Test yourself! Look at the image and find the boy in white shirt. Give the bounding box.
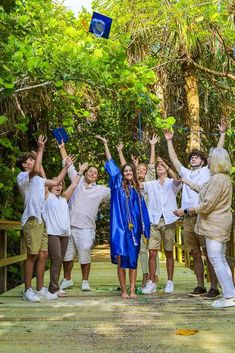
[164,121,226,299]
[16,135,73,302]
[140,158,182,294]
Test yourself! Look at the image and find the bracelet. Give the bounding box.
[77,173,83,177]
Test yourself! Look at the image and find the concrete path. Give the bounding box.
[0,246,234,353]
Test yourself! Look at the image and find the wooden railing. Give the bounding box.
[0,220,26,294]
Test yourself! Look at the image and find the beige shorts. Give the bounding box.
[148,219,176,251]
[23,217,48,255]
[183,215,206,251]
[63,228,95,264]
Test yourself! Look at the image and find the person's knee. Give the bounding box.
[149,250,157,260]
[191,248,201,261]
[27,254,38,263]
[165,250,173,259]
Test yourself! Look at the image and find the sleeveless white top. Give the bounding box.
[45,192,71,236]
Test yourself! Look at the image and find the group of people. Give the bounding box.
[16,121,234,309]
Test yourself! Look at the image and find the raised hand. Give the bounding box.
[78,162,89,175]
[64,154,76,168]
[218,119,226,133]
[164,129,174,141]
[37,135,47,150]
[116,142,124,152]
[131,154,139,167]
[58,140,65,149]
[96,135,107,144]
[149,134,160,145]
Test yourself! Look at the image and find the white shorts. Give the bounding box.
[63,228,95,264]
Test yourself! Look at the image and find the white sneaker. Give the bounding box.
[211,297,235,309]
[141,280,156,294]
[164,280,174,294]
[35,287,58,300]
[60,279,73,290]
[81,280,91,291]
[23,288,40,303]
[54,289,67,298]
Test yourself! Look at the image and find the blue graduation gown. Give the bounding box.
[105,159,150,269]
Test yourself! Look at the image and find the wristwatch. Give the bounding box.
[184,208,189,215]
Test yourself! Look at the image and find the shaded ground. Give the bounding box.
[0,245,234,353]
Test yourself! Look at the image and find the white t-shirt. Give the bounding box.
[143,177,182,225]
[179,165,211,209]
[45,192,70,236]
[67,164,110,229]
[17,172,46,226]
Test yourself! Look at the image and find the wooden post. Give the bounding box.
[20,229,26,283]
[0,229,7,294]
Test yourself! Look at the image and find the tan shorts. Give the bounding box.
[23,217,48,255]
[148,219,176,251]
[183,215,206,251]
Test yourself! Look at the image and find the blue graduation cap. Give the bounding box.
[52,127,69,145]
[89,12,112,39]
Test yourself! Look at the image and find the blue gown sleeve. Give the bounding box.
[105,159,122,189]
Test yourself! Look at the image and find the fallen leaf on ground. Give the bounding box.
[176,329,199,336]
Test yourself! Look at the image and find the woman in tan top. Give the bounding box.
[175,147,234,308]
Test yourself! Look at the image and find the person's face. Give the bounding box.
[85,167,98,184]
[190,155,203,168]
[137,165,147,181]
[157,163,167,177]
[51,182,63,196]
[22,156,35,171]
[123,165,134,182]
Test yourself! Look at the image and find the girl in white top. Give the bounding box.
[45,162,88,297]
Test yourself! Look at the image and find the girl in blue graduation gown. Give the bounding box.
[96,135,150,299]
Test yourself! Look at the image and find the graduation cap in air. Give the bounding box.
[52,127,69,145]
[89,12,112,39]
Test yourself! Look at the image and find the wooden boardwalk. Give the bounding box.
[0,245,235,353]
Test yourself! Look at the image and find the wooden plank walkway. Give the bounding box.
[0,245,235,353]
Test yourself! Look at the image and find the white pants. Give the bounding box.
[206,238,235,299]
[63,228,95,264]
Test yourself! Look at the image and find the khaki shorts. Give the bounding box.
[148,219,176,251]
[183,215,206,251]
[23,217,48,255]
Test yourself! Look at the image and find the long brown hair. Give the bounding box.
[121,163,140,194]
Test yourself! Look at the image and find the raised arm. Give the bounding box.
[157,156,181,185]
[63,162,88,201]
[116,142,127,166]
[164,130,181,173]
[58,140,68,160]
[29,135,47,179]
[45,155,74,188]
[216,119,226,148]
[149,134,159,165]
[96,135,112,161]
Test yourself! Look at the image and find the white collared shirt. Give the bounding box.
[67,164,110,229]
[143,177,182,225]
[179,165,211,209]
[45,192,71,236]
[17,172,46,226]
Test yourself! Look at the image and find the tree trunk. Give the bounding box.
[183,66,200,150]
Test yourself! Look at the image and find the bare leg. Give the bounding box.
[81,263,90,280]
[142,273,149,287]
[63,260,74,280]
[191,248,204,287]
[203,247,218,289]
[35,251,48,291]
[165,250,174,281]
[129,269,137,299]
[24,254,38,290]
[149,250,157,283]
[117,256,129,298]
